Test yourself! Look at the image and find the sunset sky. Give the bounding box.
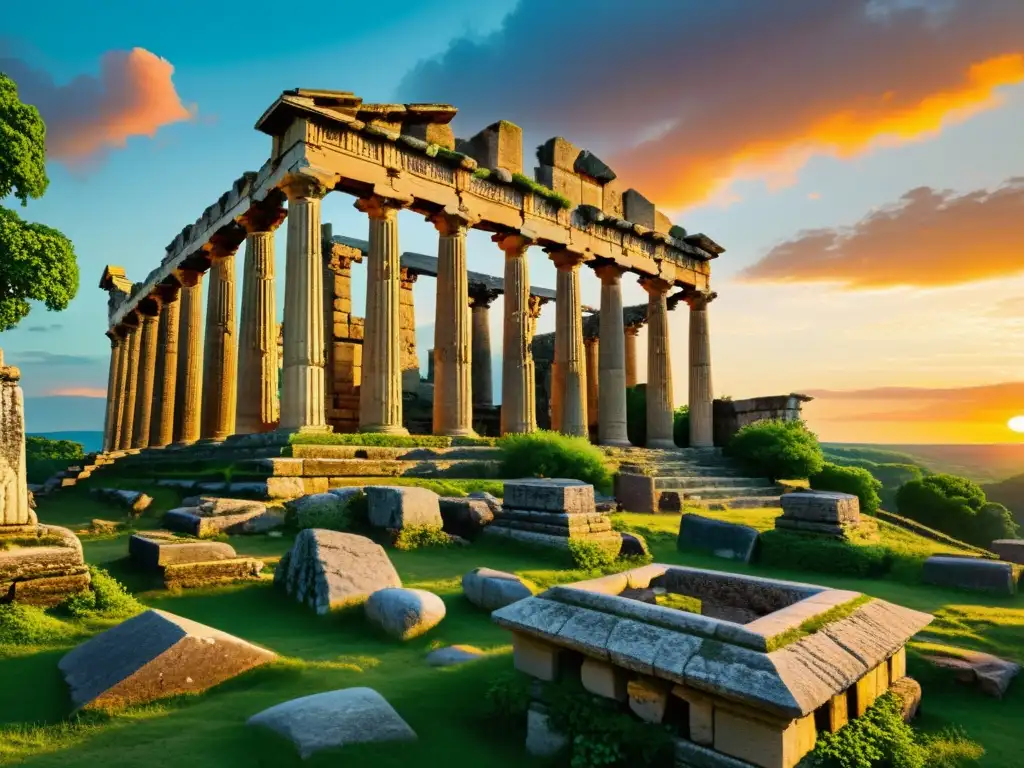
[1,0,1023,443]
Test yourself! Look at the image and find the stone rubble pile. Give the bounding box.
[90,487,153,515]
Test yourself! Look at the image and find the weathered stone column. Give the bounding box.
[686,290,717,448]
[469,286,499,409]
[550,250,588,437]
[131,301,161,448]
[102,333,123,452]
[109,328,130,450]
[237,206,284,434]
[642,278,675,449]
[496,234,536,435]
[624,325,640,388]
[0,351,31,526]
[200,250,239,441]
[174,273,204,445]
[585,336,599,431]
[118,319,141,450]
[594,265,631,446]
[149,283,180,448]
[431,212,476,436]
[356,195,409,435]
[281,177,329,433]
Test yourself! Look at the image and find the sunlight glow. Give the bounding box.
[1007,416,1024,433]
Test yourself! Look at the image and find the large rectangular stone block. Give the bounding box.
[503,478,595,515]
[889,647,907,683]
[513,633,560,681]
[581,657,627,701]
[922,555,1016,595]
[991,539,1024,565]
[623,189,656,228]
[779,491,860,524]
[714,708,815,768]
[614,472,657,514]
[627,677,670,723]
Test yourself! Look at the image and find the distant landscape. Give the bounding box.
[29,431,104,454]
[822,442,1024,484]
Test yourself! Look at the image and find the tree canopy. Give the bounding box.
[895,473,1019,547]
[0,72,78,332]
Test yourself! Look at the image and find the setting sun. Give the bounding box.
[1008,416,1024,433]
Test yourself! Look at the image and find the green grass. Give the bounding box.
[4,490,1023,766]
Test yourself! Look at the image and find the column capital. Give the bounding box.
[547,248,588,272]
[468,284,502,308]
[640,276,673,297]
[239,204,287,234]
[592,261,628,284]
[173,267,204,289]
[282,174,329,201]
[105,329,121,347]
[400,266,419,287]
[429,208,480,235]
[624,324,642,337]
[683,289,718,311]
[324,240,364,273]
[527,294,550,320]
[155,281,181,305]
[355,193,410,220]
[492,232,533,256]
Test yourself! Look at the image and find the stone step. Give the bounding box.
[664,485,782,500]
[288,444,502,461]
[689,495,783,510]
[234,457,500,480]
[653,476,774,490]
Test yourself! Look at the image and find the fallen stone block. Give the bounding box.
[59,609,277,710]
[162,558,264,590]
[181,497,267,517]
[366,486,442,529]
[525,703,567,758]
[677,513,759,562]
[504,478,595,515]
[618,532,650,559]
[922,555,1017,595]
[425,645,484,667]
[364,587,446,640]
[163,507,282,537]
[780,491,860,524]
[275,529,401,614]
[991,539,1024,565]
[922,648,1020,698]
[462,567,534,610]
[90,488,153,515]
[890,677,922,721]
[128,534,237,570]
[439,497,494,540]
[247,687,416,759]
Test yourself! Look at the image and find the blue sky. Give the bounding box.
[3,0,1024,442]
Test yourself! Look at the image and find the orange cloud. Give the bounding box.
[0,47,195,165]
[739,178,1024,288]
[400,1,1024,209]
[45,386,107,398]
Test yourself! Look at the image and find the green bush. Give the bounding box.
[758,530,892,578]
[60,567,143,619]
[726,419,824,481]
[25,435,84,462]
[498,430,612,493]
[672,405,690,448]
[392,525,453,551]
[483,671,533,720]
[895,474,1019,547]
[0,603,76,646]
[810,463,883,514]
[567,538,618,570]
[919,728,985,767]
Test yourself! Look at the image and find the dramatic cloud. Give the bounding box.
[398,0,1024,209]
[740,178,1024,288]
[45,386,107,398]
[990,297,1024,317]
[0,47,194,165]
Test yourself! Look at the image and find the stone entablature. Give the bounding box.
[493,564,931,768]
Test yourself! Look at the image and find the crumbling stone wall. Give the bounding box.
[713,394,813,447]
[0,351,31,526]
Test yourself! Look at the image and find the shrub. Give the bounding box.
[801,693,923,768]
[758,530,892,578]
[726,419,824,481]
[672,405,690,448]
[895,474,1019,547]
[919,728,985,767]
[810,463,883,515]
[24,435,86,483]
[567,538,618,570]
[483,672,533,720]
[392,525,453,551]
[60,566,143,619]
[498,430,612,493]
[0,603,76,646]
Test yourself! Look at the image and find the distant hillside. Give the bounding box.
[823,442,1024,483]
[985,473,1024,527]
[28,431,104,454]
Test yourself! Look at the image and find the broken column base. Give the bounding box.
[0,524,91,607]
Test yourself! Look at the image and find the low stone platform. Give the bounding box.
[128,532,263,589]
[0,524,91,606]
[482,479,621,551]
[991,539,1024,565]
[775,491,865,539]
[163,497,283,536]
[922,555,1017,595]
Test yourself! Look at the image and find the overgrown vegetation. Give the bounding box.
[59,566,144,619]
[800,693,983,768]
[766,595,873,651]
[566,538,619,570]
[510,172,573,209]
[293,492,365,532]
[391,525,455,551]
[896,474,1018,548]
[726,419,825,481]
[289,433,495,448]
[0,603,77,646]
[823,454,924,509]
[810,462,883,515]
[498,430,612,493]
[25,434,85,483]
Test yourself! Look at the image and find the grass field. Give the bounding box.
[2,485,1023,767]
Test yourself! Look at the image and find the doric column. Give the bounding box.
[549,250,588,437]
[118,319,141,450]
[624,325,640,388]
[237,206,284,434]
[641,277,676,449]
[686,290,717,448]
[594,265,631,446]
[109,328,130,450]
[585,336,599,431]
[200,250,239,441]
[281,176,329,432]
[174,272,204,445]
[496,233,536,435]
[469,286,499,409]
[150,283,180,448]
[102,332,123,452]
[356,194,409,434]
[431,212,476,436]
[131,301,161,448]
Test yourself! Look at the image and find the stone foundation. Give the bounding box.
[0,524,91,606]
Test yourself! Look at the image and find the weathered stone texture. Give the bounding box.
[366,486,442,529]
[462,567,533,610]
[991,539,1024,565]
[439,497,494,539]
[0,354,30,526]
[503,478,594,514]
[678,513,760,563]
[128,534,236,569]
[364,587,446,640]
[59,609,276,710]
[922,555,1017,595]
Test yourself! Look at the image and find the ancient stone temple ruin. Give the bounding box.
[98,89,724,449]
[493,564,931,768]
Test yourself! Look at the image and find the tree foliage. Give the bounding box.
[25,435,84,463]
[726,418,825,481]
[811,462,883,514]
[0,73,78,331]
[895,473,1019,548]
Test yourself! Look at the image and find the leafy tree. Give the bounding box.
[725,418,825,481]
[810,462,883,514]
[25,435,84,462]
[0,73,78,331]
[895,473,1019,547]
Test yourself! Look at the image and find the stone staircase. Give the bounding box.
[618,448,784,512]
[34,450,138,496]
